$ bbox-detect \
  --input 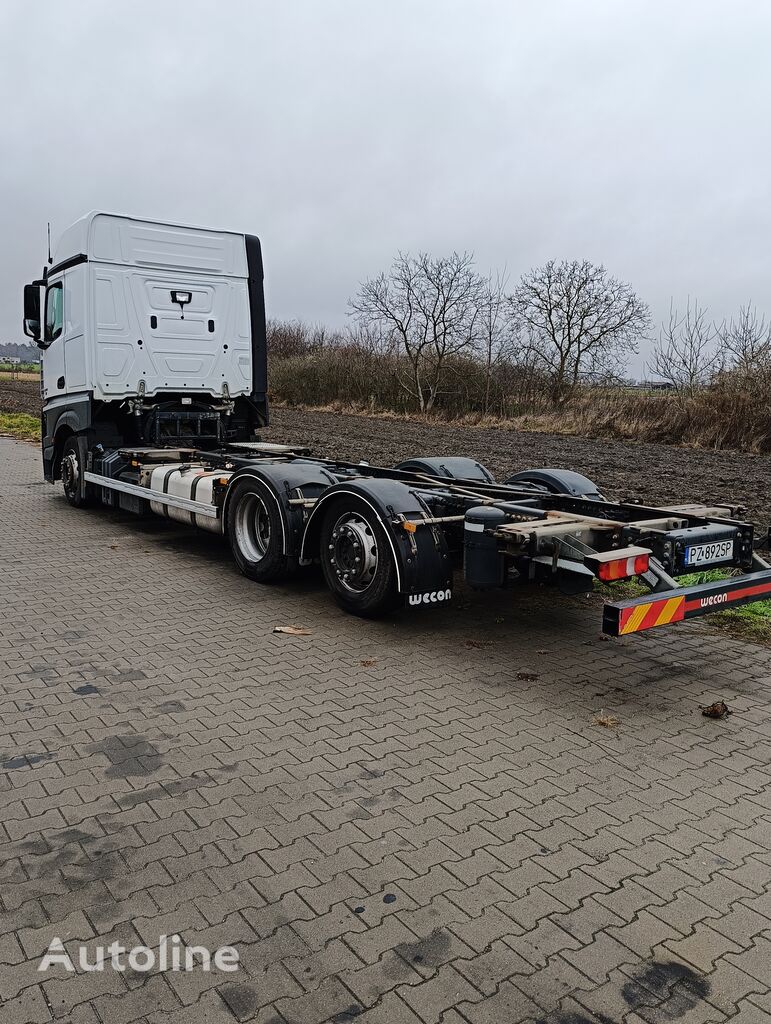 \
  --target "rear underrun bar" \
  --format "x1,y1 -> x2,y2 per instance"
603,569 -> 771,636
